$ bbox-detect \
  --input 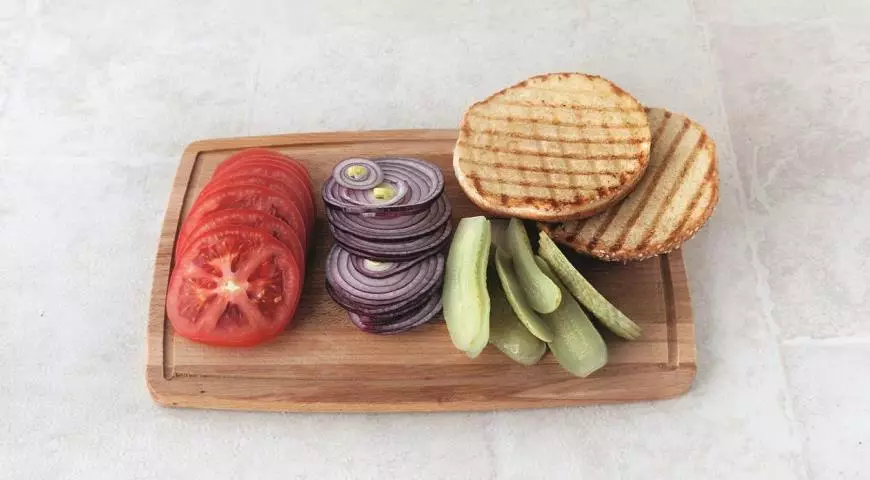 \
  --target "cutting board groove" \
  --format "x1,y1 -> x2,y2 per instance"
147,129 -> 696,412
